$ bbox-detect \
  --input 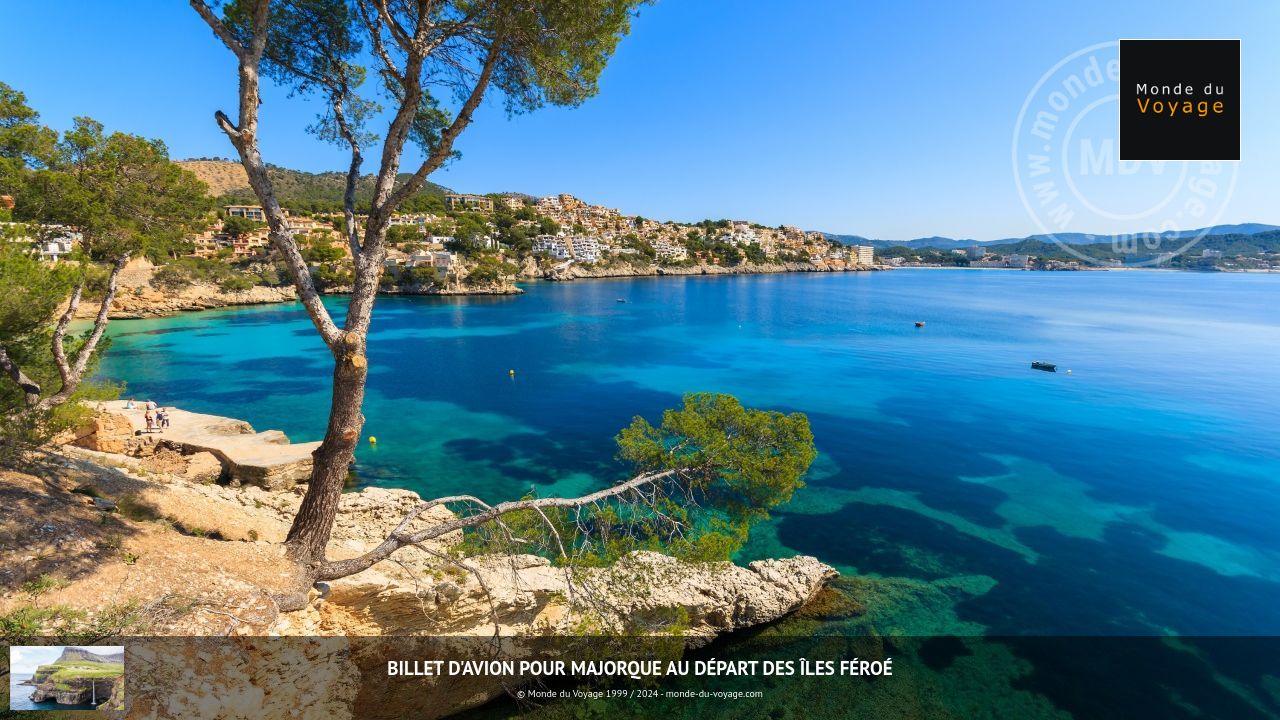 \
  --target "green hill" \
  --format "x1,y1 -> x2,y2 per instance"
179,159 -> 453,214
